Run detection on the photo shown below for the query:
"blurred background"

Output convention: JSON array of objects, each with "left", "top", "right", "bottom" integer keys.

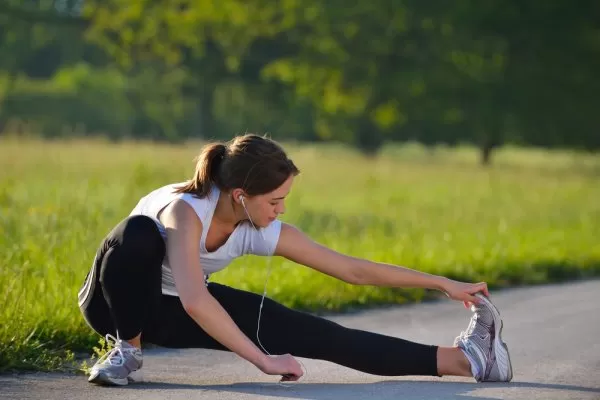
[{"left": 1, "top": 0, "right": 599, "bottom": 162}]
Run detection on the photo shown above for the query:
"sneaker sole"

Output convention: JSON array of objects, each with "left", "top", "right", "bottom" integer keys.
[
  {"left": 88, "top": 370, "right": 128, "bottom": 386},
  {"left": 88, "top": 369, "right": 143, "bottom": 386},
  {"left": 475, "top": 293, "right": 513, "bottom": 382}
]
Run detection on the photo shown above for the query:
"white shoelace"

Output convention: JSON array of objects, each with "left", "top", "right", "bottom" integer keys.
[
  {"left": 96, "top": 333, "right": 136, "bottom": 366},
  {"left": 465, "top": 314, "right": 479, "bottom": 335},
  {"left": 456, "top": 314, "right": 480, "bottom": 344}
]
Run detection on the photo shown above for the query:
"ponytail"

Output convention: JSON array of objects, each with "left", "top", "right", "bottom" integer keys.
[{"left": 173, "top": 142, "right": 226, "bottom": 198}]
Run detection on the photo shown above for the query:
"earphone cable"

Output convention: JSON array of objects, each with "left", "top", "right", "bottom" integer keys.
[{"left": 240, "top": 195, "right": 308, "bottom": 383}]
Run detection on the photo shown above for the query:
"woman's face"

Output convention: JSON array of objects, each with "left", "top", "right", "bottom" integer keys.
[{"left": 242, "top": 175, "right": 294, "bottom": 228}]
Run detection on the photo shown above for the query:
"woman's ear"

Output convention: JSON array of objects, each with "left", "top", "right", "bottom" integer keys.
[{"left": 231, "top": 188, "right": 245, "bottom": 204}]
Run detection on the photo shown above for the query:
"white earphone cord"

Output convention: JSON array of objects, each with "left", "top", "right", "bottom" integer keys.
[{"left": 240, "top": 196, "right": 308, "bottom": 382}]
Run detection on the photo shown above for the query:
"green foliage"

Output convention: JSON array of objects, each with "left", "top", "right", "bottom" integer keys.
[
  {"left": 0, "top": 64, "right": 191, "bottom": 139},
  {"left": 1, "top": 138, "right": 599, "bottom": 372},
  {"left": 0, "top": 1, "right": 599, "bottom": 159}
]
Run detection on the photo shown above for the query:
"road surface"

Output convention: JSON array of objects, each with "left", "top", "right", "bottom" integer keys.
[{"left": 1, "top": 279, "right": 599, "bottom": 400}]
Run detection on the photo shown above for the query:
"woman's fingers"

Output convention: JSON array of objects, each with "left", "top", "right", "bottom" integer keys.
[
  {"left": 464, "top": 282, "right": 489, "bottom": 298},
  {"left": 447, "top": 280, "right": 491, "bottom": 307},
  {"left": 475, "top": 282, "right": 489, "bottom": 297},
  {"left": 482, "top": 283, "right": 490, "bottom": 297},
  {"left": 464, "top": 293, "right": 479, "bottom": 304}
]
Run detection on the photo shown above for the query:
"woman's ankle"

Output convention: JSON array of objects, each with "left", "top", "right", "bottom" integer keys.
[
  {"left": 124, "top": 333, "right": 142, "bottom": 349},
  {"left": 436, "top": 346, "right": 473, "bottom": 377}
]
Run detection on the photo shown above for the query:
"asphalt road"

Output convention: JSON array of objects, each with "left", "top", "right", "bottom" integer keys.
[{"left": 2, "top": 279, "right": 599, "bottom": 400}]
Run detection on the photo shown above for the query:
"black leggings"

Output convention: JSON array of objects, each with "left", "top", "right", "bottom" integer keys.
[{"left": 78, "top": 215, "right": 439, "bottom": 377}]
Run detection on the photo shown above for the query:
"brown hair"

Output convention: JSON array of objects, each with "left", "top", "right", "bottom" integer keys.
[{"left": 174, "top": 134, "right": 300, "bottom": 198}]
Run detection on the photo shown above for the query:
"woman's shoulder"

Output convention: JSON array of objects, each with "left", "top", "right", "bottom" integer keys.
[
  {"left": 167, "top": 183, "right": 218, "bottom": 220},
  {"left": 131, "top": 181, "right": 216, "bottom": 222},
  {"left": 144, "top": 181, "right": 215, "bottom": 203}
]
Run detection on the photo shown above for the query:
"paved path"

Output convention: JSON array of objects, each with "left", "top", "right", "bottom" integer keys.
[{"left": 2, "top": 279, "right": 599, "bottom": 400}]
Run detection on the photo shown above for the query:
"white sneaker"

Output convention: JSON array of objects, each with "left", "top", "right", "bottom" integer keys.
[
  {"left": 88, "top": 334, "right": 144, "bottom": 386},
  {"left": 454, "top": 293, "right": 513, "bottom": 382}
]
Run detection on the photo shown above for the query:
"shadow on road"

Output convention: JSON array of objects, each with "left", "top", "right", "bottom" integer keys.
[{"left": 116, "top": 379, "right": 600, "bottom": 400}]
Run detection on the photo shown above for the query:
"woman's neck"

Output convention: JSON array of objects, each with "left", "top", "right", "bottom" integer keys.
[{"left": 211, "top": 189, "right": 246, "bottom": 228}]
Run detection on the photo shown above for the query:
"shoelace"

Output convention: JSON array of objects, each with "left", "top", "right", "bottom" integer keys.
[
  {"left": 456, "top": 313, "right": 480, "bottom": 343},
  {"left": 96, "top": 333, "right": 136, "bottom": 366}
]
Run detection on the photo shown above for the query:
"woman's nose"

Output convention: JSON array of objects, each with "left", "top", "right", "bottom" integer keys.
[{"left": 277, "top": 202, "right": 286, "bottom": 214}]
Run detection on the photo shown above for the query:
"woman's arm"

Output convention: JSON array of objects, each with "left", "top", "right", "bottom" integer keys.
[
  {"left": 274, "top": 223, "right": 488, "bottom": 304},
  {"left": 160, "top": 200, "right": 302, "bottom": 378},
  {"left": 161, "top": 200, "right": 267, "bottom": 367}
]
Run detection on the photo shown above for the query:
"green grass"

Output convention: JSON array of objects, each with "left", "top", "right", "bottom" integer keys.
[{"left": 1, "top": 137, "right": 599, "bottom": 373}]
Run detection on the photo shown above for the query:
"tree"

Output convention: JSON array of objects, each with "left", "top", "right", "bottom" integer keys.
[{"left": 3, "top": 0, "right": 598, "bottom": 161}]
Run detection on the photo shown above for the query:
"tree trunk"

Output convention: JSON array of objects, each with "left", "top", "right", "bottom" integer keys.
[
  {"left": 356, "top": 117, "right": 384, "bottom": 157},
  {"left": 481, "top": 142, "right": 494, "bottom": 165},
  {"left": 193, "top": 79, "right": 216, "bottom": 140},
  {"left": 480, "top": 125, "right": 502, "bottom": 166},
  {"left": 0, "top": 71, "right": 16, "bottom": 135}
]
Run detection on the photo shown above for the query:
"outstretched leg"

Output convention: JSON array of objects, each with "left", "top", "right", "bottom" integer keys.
[
  {"left": 144, "top": 282, "right": 473, "bottom": 378},
  {"left": 212, "top": 283, "right": 473, "bottom": 377}
]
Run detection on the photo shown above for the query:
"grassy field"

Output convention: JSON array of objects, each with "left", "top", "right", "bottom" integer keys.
[{"left": 1, "top": 136, "right": 599, "bottom": 373}]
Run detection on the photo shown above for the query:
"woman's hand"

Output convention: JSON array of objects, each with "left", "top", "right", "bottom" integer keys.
[
  {"left": 439, "top": 278, "right": 490, "bottom": 308},
  {"left": 258, "top": 354, "right": 304, "bottom": 382}
]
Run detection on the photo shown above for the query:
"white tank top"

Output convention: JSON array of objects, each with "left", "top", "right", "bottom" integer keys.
[{"left": 129, "top": 182, "right": 282, "bottom": 296}]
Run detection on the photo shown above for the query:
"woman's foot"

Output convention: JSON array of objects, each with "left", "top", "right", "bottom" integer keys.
[
  {"left": 88, "top": 334, "right": 144, "bottom": 386},
  {"left": 454, "top": 293, "right": 513, "bottom": 382}
]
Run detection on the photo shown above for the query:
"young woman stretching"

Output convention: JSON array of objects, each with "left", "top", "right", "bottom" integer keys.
[{"left": 78, "top": 134, "right": 513, "bottom": 386}]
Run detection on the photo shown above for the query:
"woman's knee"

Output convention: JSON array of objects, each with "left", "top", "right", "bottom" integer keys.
[
  {"left": 97, "top": 215, "right": 166, "bottom": 283},
  {"left": 115, "top": 215, "right": 165, "bottom": 257}
]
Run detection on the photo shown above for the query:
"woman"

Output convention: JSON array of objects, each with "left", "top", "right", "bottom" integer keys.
[{"left": 78, "top": 134, "right": 513, "bottom": 386}]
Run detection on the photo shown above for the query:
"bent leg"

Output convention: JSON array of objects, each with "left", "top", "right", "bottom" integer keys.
[{"left": 79, "top": 215, "right": 166, "bottom": 341}]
